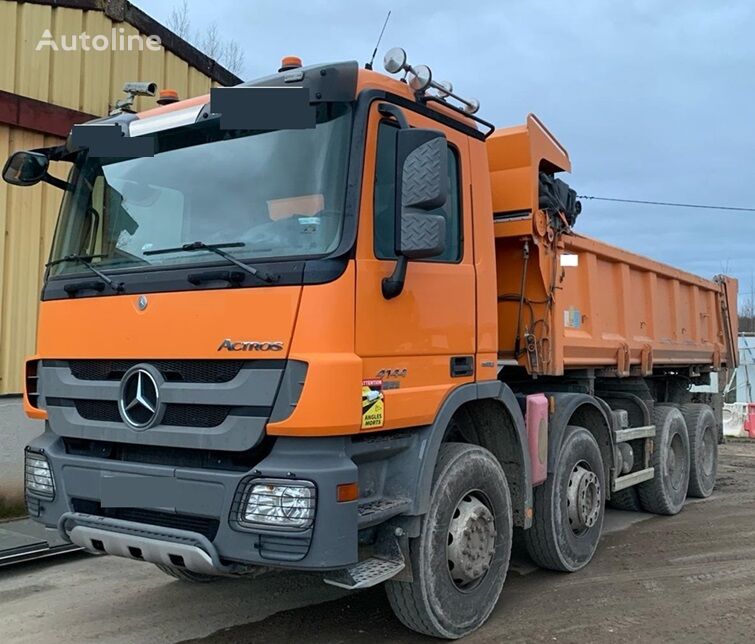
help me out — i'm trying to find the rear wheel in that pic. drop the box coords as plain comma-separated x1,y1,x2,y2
681,403,717,498
385,443,512,639
524,425,605,572
638,406,690,514
154,564,221,583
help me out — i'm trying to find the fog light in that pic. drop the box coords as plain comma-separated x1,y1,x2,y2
25,450,55,500
240,479,315,530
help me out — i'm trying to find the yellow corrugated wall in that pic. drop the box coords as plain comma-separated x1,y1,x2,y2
0,1,221,393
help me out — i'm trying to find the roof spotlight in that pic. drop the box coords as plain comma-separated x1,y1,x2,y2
407,65,432,92
435,80,453,98
383,47,408,74
382,46,480,115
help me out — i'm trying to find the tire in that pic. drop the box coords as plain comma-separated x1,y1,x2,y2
681,403,717,498
638,406,690,514
608,486,643,512
385,443,512,639
524,425,605,572
154,563,221,583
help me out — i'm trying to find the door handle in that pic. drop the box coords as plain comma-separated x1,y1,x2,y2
450,356,474,378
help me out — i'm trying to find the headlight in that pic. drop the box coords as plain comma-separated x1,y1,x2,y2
239,479,315,530
25,450,55,499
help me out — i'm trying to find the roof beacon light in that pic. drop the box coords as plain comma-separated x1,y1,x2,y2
156,89,180,105
382,46,480,114
279,56,303,72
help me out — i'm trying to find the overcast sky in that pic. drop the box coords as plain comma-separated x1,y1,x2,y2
140,0,755,307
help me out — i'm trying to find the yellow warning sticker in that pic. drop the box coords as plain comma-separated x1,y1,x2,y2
361,379,384,429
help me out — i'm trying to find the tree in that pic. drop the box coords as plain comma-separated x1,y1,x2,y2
167,0,191,39
167,2,246,77
739,273,755,334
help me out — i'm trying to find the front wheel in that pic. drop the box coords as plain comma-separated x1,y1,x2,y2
524,425,605,572
385,443,513,639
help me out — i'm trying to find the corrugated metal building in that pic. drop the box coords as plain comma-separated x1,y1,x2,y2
0,0,240,394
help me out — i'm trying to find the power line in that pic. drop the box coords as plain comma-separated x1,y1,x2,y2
577,195,755,213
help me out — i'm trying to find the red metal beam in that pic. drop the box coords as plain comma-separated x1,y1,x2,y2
0,91,95,138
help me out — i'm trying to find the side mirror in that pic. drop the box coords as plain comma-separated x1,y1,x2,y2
3,150,50,186
2,150,49,187
397,128,448,211
382,128,449,299
396,129,448,259
399,210,446,259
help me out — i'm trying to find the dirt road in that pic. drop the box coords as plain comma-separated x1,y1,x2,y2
1,441,754,643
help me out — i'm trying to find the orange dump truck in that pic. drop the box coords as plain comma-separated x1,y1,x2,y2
4,50,737,638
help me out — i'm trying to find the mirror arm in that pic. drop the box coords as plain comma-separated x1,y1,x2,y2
381,255,408,299
34,144,71,162
42,174,70,191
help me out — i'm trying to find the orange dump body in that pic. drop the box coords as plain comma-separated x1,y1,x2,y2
489,115,738,377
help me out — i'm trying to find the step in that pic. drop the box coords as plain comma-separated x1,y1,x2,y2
613,466,655,492
357,498,411,528
613,425,656,443
323,553,405,590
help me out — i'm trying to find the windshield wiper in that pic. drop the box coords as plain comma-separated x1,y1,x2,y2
144,241,279,284
46,254,124,292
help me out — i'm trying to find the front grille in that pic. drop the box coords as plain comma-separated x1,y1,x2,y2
74,399,121,423
71,499,219,540
163,404,230,428
73,399,233,428
63,437,273,471
66,359,251,383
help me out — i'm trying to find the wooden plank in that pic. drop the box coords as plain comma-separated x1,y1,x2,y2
109,22,140,114
1,128,46,394
136,38,165,113
188,66,211,100
79,11,112,116
15,2,53,102
164,55,189,102
0,1,18,93
49,7,84,111
0,125,10,379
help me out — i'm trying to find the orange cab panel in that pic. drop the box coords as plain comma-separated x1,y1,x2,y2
37,286,302,359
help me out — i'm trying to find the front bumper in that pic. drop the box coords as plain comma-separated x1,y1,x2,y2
26,430,359,572
61,512,234,575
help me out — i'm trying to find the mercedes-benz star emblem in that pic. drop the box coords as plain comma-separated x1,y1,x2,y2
118,366,162,429
136,295,148,311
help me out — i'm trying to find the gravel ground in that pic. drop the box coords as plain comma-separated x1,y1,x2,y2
1,441,753,643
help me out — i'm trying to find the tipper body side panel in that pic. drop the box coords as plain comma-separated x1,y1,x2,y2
488,115,738,376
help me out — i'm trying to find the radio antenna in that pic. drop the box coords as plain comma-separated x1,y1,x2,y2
365,10,391,70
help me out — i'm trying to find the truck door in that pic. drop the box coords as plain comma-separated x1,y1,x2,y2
355,102,476,431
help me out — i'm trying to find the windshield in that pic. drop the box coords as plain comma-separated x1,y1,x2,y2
49,103,352,278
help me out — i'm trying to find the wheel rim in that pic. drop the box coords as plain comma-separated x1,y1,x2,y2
566,460,601,536
446,491,496,590
700,426,716,477
667,433,686,490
